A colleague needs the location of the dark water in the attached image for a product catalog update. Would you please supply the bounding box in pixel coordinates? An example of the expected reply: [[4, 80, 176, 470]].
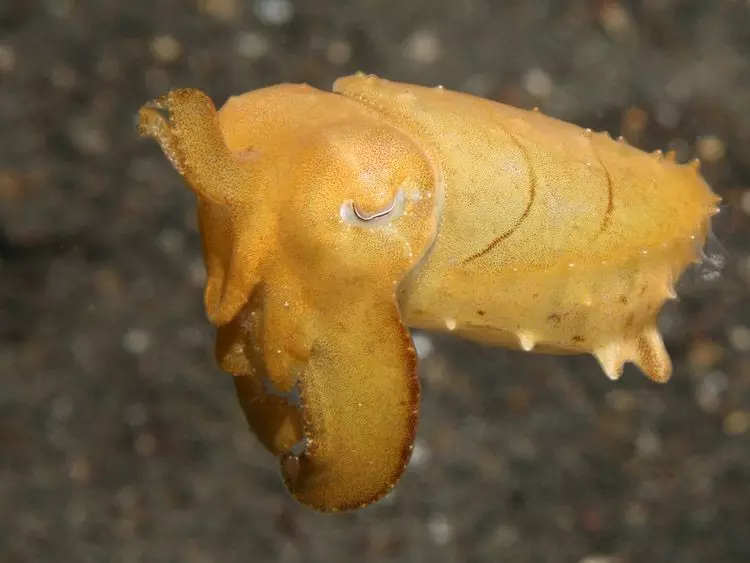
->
[[2, 1, 749, 562]]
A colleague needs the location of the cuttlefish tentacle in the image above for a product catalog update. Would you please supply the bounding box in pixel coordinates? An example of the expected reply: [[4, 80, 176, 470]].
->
[[215, 289, 304, 455], [233, 374, 303, 455], [280, 299, 419, 511]]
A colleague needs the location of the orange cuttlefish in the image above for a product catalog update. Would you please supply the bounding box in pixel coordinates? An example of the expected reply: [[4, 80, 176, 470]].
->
[[138, 74, 720, 512]]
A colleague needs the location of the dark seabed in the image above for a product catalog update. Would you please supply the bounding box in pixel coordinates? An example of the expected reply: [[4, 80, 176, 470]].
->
[[2, 1, 749, 562]]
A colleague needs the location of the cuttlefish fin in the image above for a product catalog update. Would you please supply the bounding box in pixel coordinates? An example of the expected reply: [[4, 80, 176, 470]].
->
[[280, 294, 419, 512]]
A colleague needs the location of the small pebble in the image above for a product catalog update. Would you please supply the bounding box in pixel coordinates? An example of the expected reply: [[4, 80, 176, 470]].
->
[[737, 255, 750, 284], [0, 43, 16, 74], [695, 370, 728, 413], [654, 101, 681, 128], [599, 1, 635, 42], [605, 389, 636, 412], [122, 329, 152, 355], [491, 525, 519, 547], [189, 258, 208, 286], [135, 433, 157, 456], [325, 39, 352, 66], [68, 118, 109, 156], [696, 135, 726, 163], [68, 457, 91, 483], [404, 30, 441, 65], [688, 339, 724, 370], [254, 0, 294, 26], [727, 325, 750, 352], [156, 228, 184, 254], [150, 34, 182, 64], [635, 430, 662, 457], [51, 395, 74, 422], [51, 64, 77, 90], [739, 190, 750, 216], [624, 502, 648, 527], [47, 0, 74, 18], [723, 411, 750, 436], [427, 513, 454, 545], [125, 403, 148, 427], [523, 68, 553, 99], [621, 107, 649, 139], [235, 32, 269, 60], [579, 556, 620, 563], [199, 0, 239, 21]]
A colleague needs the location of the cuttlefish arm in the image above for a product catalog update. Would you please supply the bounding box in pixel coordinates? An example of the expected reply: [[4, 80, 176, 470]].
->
[[279, 288, 420, 510], [139, 86, 442, 511], [140, 89, 272, 325]]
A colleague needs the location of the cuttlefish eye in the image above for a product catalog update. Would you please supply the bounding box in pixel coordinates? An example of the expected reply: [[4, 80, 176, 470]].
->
[[340, 185, 415, 227]]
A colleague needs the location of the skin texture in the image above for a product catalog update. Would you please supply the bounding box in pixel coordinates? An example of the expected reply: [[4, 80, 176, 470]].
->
[[138, 74, 720, 512]]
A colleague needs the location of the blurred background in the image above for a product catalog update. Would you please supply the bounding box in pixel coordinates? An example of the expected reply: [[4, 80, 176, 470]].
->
[[2, 1, 749, 561]]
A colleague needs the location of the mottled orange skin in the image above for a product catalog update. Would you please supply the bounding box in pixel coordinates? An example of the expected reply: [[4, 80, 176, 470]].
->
[[138, 74, 720, 512]]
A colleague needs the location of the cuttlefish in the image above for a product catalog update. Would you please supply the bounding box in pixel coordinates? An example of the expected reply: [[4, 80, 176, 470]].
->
[[138, 74, 720, 512]]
